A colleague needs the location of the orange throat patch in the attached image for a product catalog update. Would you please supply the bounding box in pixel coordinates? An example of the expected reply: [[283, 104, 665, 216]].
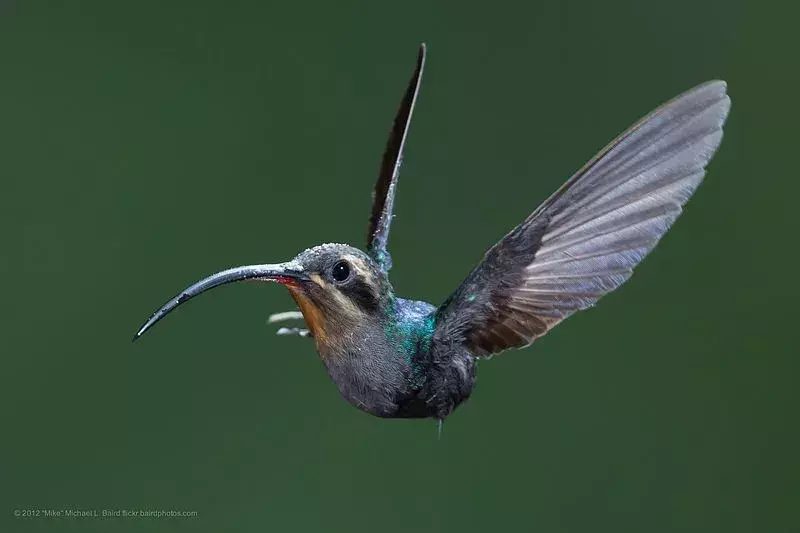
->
[[287, 287, 328, 346]]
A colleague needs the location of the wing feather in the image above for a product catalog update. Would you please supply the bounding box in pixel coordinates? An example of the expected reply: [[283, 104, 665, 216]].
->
[[433, 81, 731, 357], [366, 44, 426, 271]]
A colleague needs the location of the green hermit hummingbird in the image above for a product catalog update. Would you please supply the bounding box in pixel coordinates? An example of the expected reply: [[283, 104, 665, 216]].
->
[[134, 44, 730, 425]]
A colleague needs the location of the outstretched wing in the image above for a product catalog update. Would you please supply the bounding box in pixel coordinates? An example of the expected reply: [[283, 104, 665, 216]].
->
[[366, 43, 426, 272], [433, 81, 731, 357]]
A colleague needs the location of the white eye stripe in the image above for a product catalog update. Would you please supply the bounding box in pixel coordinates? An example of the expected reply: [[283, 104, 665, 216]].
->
[[341, 254, 374, 284]]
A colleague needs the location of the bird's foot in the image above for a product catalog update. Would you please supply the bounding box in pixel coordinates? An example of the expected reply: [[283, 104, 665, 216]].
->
[[276, 327, 312, 338], [267, 311, 304, 323], [268, 311, 311, 338]]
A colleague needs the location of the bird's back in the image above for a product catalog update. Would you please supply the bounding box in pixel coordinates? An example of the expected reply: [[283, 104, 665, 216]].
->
[[390, 297, 478, 419]]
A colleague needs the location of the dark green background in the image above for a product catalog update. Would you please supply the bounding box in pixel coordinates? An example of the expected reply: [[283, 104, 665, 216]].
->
[[1, 1, 796, 532]]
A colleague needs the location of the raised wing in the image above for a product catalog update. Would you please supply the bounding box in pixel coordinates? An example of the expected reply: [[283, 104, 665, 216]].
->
[[366, 43, 426, 272], [433, 81, 731, 357]]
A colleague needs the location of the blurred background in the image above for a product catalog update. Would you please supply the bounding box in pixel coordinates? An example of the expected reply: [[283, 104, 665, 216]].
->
[[1, 1, 796, 532]]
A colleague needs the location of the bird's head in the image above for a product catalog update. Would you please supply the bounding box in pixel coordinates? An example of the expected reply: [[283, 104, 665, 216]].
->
[[133, 243, 393, 349], [285, 243, 394, 345]]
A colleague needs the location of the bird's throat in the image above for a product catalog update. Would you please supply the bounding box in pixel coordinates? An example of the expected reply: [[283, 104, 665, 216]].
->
[[287, 287, 329, 346]]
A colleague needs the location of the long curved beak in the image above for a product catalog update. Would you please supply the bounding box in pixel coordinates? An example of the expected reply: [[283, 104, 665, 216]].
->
[[133, 262, 308, 341]]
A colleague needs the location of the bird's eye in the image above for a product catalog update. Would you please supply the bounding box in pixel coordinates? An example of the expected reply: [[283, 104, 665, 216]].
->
[[331, 260, 351, 283]]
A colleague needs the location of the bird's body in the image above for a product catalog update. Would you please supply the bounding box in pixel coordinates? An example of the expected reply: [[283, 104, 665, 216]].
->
[[284, 243, 476, 419], [322, 295, 476, 419], [134, 44, 731, 425]]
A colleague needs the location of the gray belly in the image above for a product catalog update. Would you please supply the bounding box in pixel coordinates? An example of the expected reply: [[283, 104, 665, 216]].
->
[[321, 349, 410, 417], [321, 347, 477, 419]]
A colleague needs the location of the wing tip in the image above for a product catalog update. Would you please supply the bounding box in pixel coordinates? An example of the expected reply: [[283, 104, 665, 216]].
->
[[691, 79, 727, 100], [417, 42, 428, 69], [700, 79, 727, 93], [699, 80, 731, 152], [709, 79, 731, 122], [691, 79, 731, 123], [667, 80, 730, 138]]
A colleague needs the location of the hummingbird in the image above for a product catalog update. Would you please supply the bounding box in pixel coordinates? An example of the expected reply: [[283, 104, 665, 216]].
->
[[134, 44, 731, 426]]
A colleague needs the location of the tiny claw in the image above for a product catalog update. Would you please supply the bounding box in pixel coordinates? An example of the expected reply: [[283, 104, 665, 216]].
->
[[276, 327, 312, 338], [267, 311, 304, 324]]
